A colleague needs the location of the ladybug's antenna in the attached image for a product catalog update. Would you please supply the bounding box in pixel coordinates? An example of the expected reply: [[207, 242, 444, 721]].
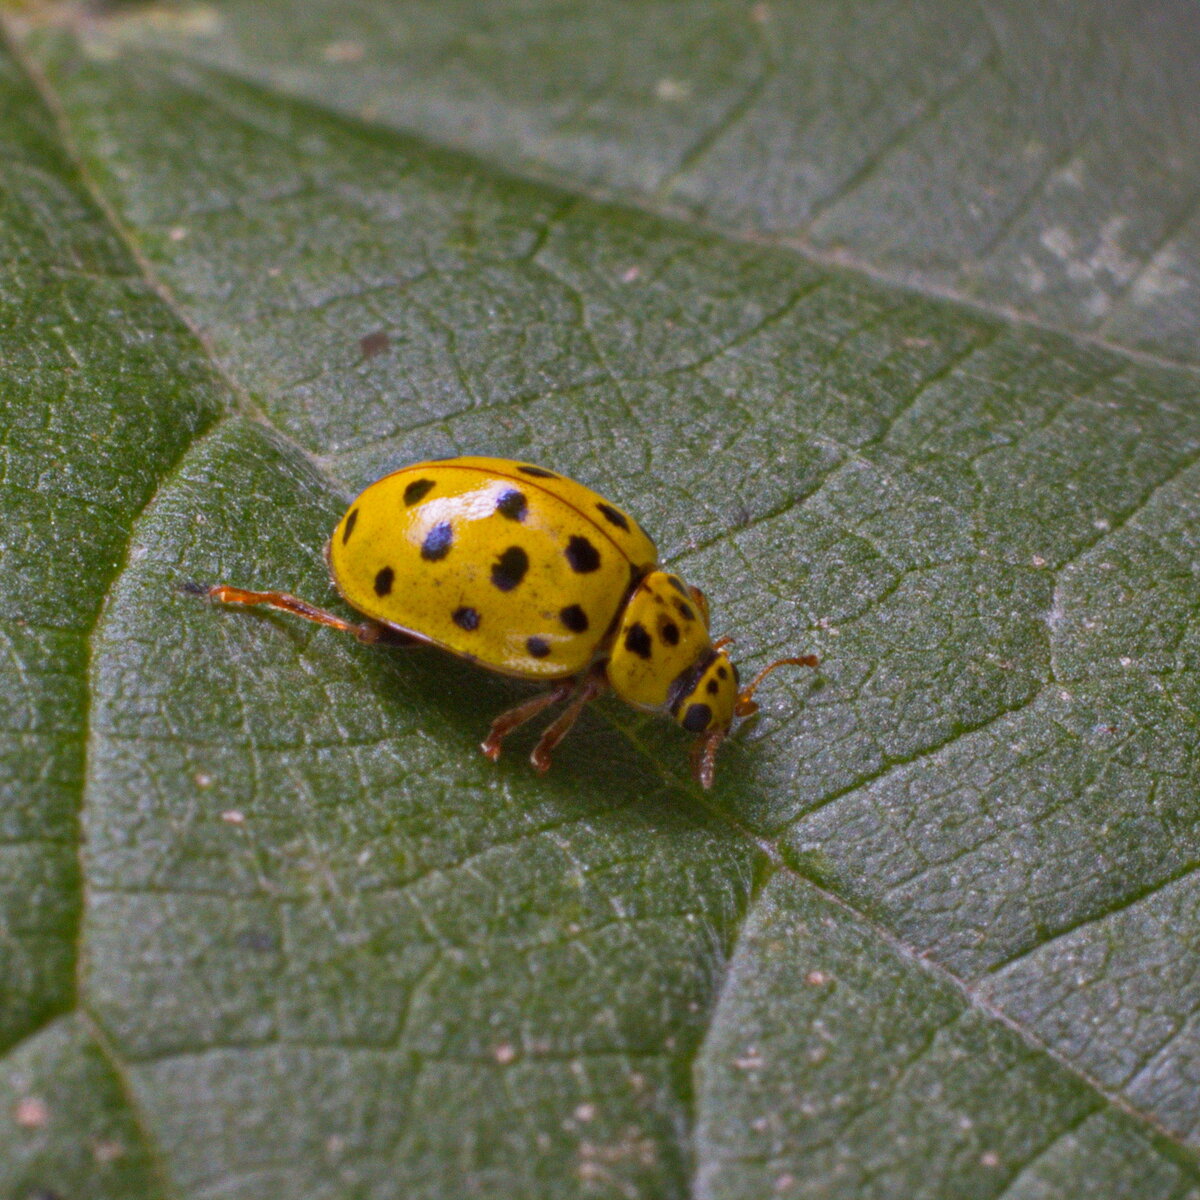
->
[[734, 654, 819, 717]]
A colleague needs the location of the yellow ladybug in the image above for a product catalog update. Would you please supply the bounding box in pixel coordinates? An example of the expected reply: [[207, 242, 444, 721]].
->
[[199, 457, 816, 788]]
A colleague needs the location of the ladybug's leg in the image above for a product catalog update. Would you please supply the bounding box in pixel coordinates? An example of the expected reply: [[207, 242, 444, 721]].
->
[[192, 583, 393, 645], [530, 667, 608, 774], [481, 678, 575, 763], [689, 727, 726, 791]]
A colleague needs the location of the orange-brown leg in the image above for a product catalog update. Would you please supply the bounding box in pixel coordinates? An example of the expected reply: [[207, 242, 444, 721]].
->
[[481, 678, 575, 763], [191, 582, 390, 644], [689, 728, 726, 791], [529, 668, 608, 774]]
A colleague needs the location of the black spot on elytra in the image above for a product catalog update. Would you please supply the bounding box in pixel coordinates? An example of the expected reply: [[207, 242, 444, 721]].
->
[[495, 489, 528, 521], [674, 599, 696, 621], [421, 522, 453, 561], [682, 702, 713, 732], [707, 679, 719, 695], [666, 576, 688, 596], [565, 535, 601, 573], [373, 566, 394, 596], [518, 464, 557, 479], [717, 665, 728, 679], [624, 622, 652, 660], [596, 502, 630, 532], [452, 606, 480, 631], [661, 620, 680, 646], [342, 507, 358, 544], [526, 636, 551, 658], [404, 478, 436, 506], [491, 545, 529, 592], [559, 603, 589, 633]]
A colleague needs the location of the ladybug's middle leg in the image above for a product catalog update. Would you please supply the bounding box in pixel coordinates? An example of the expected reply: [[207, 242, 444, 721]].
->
[[529, 665, 608, 774], [481, 678, 576, 763]]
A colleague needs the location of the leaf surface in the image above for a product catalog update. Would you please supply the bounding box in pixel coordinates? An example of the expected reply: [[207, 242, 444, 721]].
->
[[67, 0, 1200, 362], [2, 5, 1199, 1198]]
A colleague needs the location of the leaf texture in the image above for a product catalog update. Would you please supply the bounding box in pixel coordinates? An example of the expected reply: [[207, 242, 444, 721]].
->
[[2, 4, 1199, 1198]]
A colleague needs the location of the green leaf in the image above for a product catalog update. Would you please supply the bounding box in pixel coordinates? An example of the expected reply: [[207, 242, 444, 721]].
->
[[55, 0, 1200, 363], [3, 4, 1199, 1198]]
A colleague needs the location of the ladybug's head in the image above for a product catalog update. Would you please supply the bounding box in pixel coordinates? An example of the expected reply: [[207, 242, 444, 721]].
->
[[671, 646, 740, 741], [606, 571, 819, 788], [672, 644, 819, 789]]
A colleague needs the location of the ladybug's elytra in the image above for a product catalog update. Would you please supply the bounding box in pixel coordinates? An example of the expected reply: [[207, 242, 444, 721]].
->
[[197, 457, 816, 788]]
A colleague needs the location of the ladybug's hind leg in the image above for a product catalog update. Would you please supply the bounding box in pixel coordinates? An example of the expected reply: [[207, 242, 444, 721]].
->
[[195, 583, 395, 645]]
